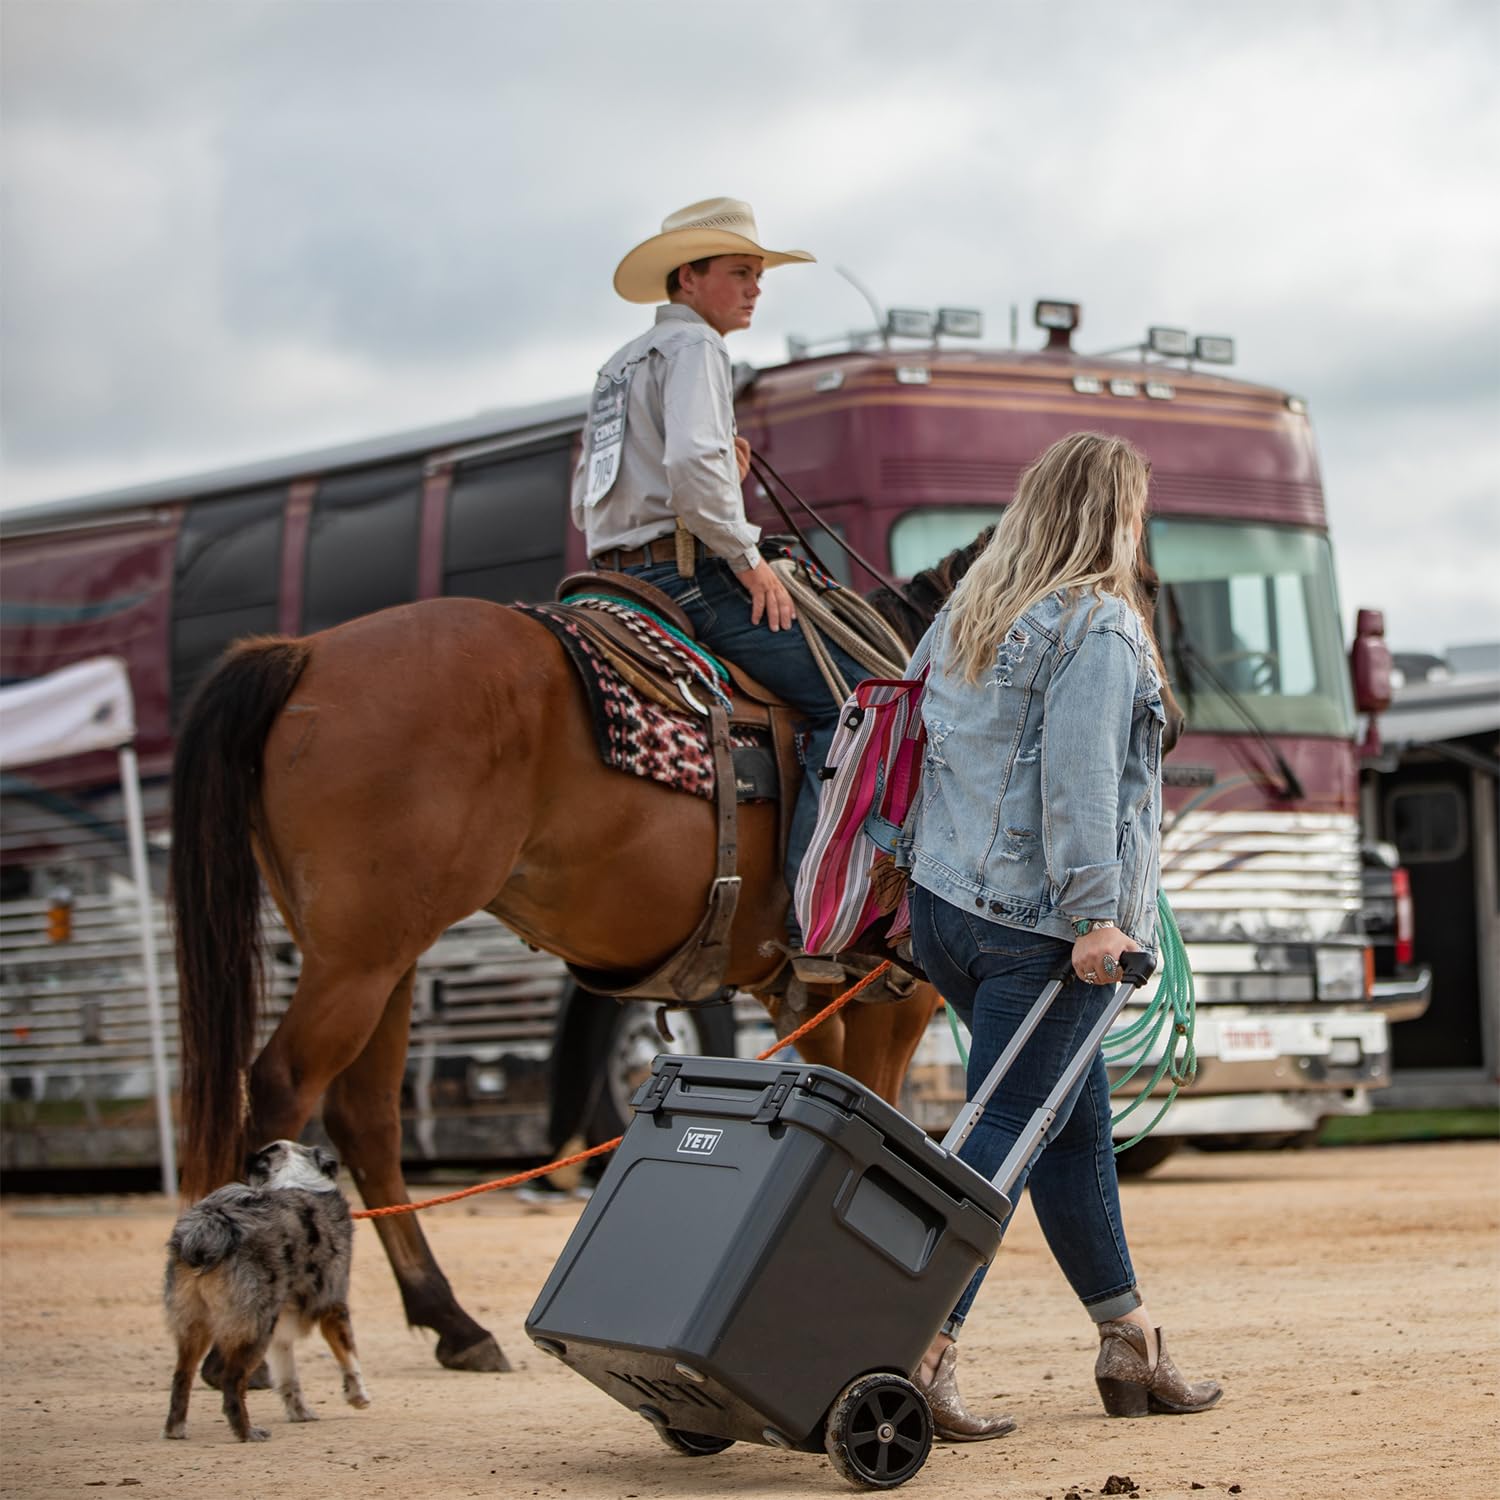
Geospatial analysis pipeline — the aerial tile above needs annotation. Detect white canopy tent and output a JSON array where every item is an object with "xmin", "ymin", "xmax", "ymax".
[{"xmin": 0, "ymin": 657, "xmax": 177, "ymax": 1192}]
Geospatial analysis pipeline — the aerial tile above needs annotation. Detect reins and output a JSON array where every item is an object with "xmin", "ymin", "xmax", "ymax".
[
  {"xmin": 350, "ymin": 961, "xmax": 892, "ymax": 1220},
  {"xmin": 748, "ymin": 453, "xmax": 906, "ymax": 599}
]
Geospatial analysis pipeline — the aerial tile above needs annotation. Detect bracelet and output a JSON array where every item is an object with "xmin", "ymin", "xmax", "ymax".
[{"xmin": 1072, "ymin": 918, "xmax": 1117, "ymax": 936}]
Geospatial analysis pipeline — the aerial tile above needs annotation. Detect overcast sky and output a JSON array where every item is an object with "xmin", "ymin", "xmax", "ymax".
[{"xmin": 2, "ymin": 0, "xmax": 1496, "ymax": 653}]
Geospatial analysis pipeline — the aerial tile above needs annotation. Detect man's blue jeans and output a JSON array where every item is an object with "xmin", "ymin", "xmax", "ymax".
[
  {"xmin": 629, "ymin": 556, "xmax": 869, "ymax": 942},
  {"xmin": 909, "ymin": 882, "xmax": 1143, "ymax": 1329}
]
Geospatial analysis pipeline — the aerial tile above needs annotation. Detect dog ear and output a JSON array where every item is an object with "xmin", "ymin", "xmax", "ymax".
[
  {"xmin": 244, "ymin": 1148, "xmax": 268, "ymax": 1184},
  {"xmin": 313, "ymin": 1146, "xmax": 339, "ymax": 1181}
]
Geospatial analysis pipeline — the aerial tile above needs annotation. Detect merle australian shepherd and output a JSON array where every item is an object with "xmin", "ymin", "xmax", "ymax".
[{"xmin": 162, "ymin": 1140, "xmax": 371, "ymax": 1441}]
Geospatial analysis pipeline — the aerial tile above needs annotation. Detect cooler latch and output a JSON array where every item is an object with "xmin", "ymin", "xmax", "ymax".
[
  {"xmin": 752, "ymin": 1069, "xmax": 801, "ymax": 1124},
  {"xmin": 636, "ymin": 1060, "xmax": 683, "ymax": 1116}
]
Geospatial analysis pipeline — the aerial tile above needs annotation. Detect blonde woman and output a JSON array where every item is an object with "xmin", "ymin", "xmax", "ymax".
[{"xmin": 903, "ymin": 432, "xmax": 1221, "ymax": 1439}]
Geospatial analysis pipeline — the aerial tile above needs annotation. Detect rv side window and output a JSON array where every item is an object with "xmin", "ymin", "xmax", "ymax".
[
  {"xmin": 1387, "ymin": 785, "xmax": 1467, "ymax": 864},
  {"xmin": 302, "ymin": 462, "xmax": 423, "ymax": 634},
  {"xmin": 444, "ymin": 445, "xmax": 572, "ymax": 604},
  {"xmin": 172, "ymin": 486, "xmax": 285, "ymax": 719},
  {"xmin": 888, "ymin": 508, "xmax": 1002, "ymax": 578}
]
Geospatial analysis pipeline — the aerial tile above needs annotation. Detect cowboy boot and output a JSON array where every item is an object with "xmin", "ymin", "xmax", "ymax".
[
  {"xmin": 1094, "ymin": 1321, "xmax": 1222, "ymax": 1417},
  {"xmin": 917, "ymin": 1344, "xmax": 1017, "ymax": 1442}
]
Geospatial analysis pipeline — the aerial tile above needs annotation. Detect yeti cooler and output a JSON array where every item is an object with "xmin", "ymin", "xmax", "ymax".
[{"xmin": 524, "ymin": 1056, "xmax": 1009, "ymax": 1452}]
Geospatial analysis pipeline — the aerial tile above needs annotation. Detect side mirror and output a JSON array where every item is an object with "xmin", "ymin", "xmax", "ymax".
[{"xmin": 1351, "ymin": 607, "xmax": 1393, "ymax": 714}]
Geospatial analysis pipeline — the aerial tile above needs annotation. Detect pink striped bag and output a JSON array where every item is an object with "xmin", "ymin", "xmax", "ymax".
[{"xmin": 793, "ymin": 668, "xmax": 929, "ymax": 957}]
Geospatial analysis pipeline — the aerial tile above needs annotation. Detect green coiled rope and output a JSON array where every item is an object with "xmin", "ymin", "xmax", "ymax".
[{"xmin": 941, "ymin": 891, "xmax": 1198, "ymax": 1154}]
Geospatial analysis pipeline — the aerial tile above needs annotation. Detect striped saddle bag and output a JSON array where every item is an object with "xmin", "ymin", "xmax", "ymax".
[{"xmin": 793, "ymin": 667, "xmax": 929, "ymax": 958}]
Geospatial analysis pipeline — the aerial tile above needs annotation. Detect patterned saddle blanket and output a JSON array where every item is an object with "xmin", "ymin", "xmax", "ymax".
[{"xmin": 516, "ymin": 600, "xmax": 780, "ymax": 803}]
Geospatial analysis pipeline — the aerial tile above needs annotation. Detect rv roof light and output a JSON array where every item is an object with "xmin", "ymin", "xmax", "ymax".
[
  {"xmin": 886, "ymin": 308, "xmax": 935, "ymax": 339},
  {"xmin": 1072, "ymin": 374, "xmax": 1103, "ymax": 395},
  {"xmin": 1145, "ymin": 380, "xmax": 1175, "ymax": 400},
  {"xmin": 1194, "ymin": 334, "xmax": 1235, "ymax": 365},
  {"xmin": 1148, "ymin": 326, "xmax": 1191, "ymax": 358},
  {"xmin": 937, "ymin": 307, "xmax": 984, "ymax": 338},
  {"xmin": 894, "ymin": 364, "xmax": 932, "ymax": 385},
  {"xmin": 1109, "ymin": 378, "xmax": 1138, "ymax": 397},
  {"xmin": 1035, "ymin": 300, "xmax": 1080, "ymax": 332},
  {"xmin": 815, "ymin": 369, "xmax": 846, "ymax": 392},
  {"xmin": 1285, "ymin": 394, "xmax": 1307, "ymax": 414}
]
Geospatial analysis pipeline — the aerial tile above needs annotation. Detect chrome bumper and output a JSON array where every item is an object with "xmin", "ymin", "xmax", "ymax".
[{"xmin": 1370, "ymin": 965, "xmax": 1433, "ymax": 1023}]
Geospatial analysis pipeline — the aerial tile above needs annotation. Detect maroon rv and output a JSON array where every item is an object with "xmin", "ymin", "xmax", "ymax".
[{"xmin": 0, "ymin": 301, "xmax": 1428, "ymax": 1173}]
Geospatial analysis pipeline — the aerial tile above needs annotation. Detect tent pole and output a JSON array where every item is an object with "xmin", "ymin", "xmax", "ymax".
[{"xmin": 119, "ymin": 744, "xmax": 178, "ymax": 1196}]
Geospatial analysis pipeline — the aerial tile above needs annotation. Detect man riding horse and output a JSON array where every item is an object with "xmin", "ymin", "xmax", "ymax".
[{"xmin": 573, "ymin": 197, "xmax": 860, "ymax": 985}]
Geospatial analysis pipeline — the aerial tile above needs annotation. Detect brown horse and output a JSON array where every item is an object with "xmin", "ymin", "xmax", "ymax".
[{"xmin": 170, "ymin": 531, "xmax": 1181, "ymax": 1376}]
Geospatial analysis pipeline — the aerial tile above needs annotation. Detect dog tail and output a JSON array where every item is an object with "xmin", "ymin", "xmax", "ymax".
[
  {"xmin": 169, "ymin": 1190, "xmax": 255, "ymax": 1270},
  {"xmin": 171, "ymin": 637, "xmax": 311, "ymax": 1199}
]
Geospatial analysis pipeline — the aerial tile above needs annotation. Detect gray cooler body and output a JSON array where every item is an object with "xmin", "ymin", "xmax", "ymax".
[{"xmin": 525, "ymin": 1056, "xmax": 1009, "ymax": 1451}]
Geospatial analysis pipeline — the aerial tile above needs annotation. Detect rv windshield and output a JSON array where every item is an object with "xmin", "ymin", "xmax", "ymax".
[{"xmin": 1150, "ymin": 519, "xmax": 1355, "ymax": 738}]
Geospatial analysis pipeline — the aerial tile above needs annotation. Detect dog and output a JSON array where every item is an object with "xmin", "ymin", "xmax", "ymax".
[{"xmin": 162, "ymin": 1140, "xmax": 371, "ymax": 1441}]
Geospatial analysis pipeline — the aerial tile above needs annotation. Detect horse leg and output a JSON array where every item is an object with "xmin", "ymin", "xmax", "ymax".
[
  {"xmin": 321, "ymin": 966, "xmax": 510, "ymax": 1373},
  {"xmin": 831, "ymin": 982, "xmax": 944, "ymax": 1106}
]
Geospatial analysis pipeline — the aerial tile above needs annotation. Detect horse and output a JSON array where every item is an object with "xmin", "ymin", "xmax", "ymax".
[{"xmin": 170, "ymin": 528, "xmax": 1183, "ymax": 1376}]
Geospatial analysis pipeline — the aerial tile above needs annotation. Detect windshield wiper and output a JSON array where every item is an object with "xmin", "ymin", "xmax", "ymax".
[{"xmin": 1163, "ymin": 583, "xmax": 1305, "ymax": 801}]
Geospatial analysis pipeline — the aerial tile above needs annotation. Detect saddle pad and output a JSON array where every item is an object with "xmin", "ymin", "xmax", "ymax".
[{"xmin": 518, "ymin": 604, "xmax": 769, "ymax": 803}]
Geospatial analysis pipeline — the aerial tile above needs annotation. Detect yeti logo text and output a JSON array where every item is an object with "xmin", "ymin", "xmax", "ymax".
[{"xmin": 677, "ymin": 1127, "xmax": 723, "ymax": 1156}]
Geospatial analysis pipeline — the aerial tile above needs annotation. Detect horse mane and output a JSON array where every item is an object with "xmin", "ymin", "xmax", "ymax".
[{"xmin": 865, "ymin": 526, "xmax": 995, "ymax": 651}]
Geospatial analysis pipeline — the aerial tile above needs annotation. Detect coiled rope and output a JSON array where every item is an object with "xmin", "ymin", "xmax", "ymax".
[
  {"xmin": 770, "ymin": 557, "xmax": 911, "ymax": 707},
  {"xmin": 942, "ymin": 891, "xmax": 1197, "ymax": 1154}
]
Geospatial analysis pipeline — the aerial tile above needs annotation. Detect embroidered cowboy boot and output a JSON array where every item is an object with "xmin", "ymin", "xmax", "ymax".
[
  {"xmin": 918, "ymin": 1344, "xmax": 1016, "ymax": 1441},
  {"xmin": 1094, "ymin": 1321, "xmax": 1222, "ymax": 1417}
]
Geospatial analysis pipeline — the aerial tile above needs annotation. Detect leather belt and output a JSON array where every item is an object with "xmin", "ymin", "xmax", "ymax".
[{"xmin": 592, "ymin": 534, "xmax": 706, "ymax": 572}]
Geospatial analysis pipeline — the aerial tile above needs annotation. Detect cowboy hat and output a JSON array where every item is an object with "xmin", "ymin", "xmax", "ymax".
[{"xmin": 613, "ymin": 197, "xmax": 815, "ymax": 305}]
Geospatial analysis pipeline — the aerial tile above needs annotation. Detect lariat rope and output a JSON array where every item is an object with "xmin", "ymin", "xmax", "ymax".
[
  {"xmin": 942, "ymin": 891, "xmax": 1198, "ymax": 1154},
  {"xmin": 769, "ymin": 557, "xmax": 910, "ymax": 709},
  {"xmin": 349, "ymin": 961, "xmax": 892, "ymax": 1219}
]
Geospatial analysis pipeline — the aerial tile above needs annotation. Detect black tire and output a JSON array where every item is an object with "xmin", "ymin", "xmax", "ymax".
[
  {"xmin": 584, "ymin": 998, "xmax": 738, "ymax": 1149},
  {"xmin": 823, "ymin": 1372, "xmax": 932, "ymax": 1490},
  {"xmin": 655, "ymin": 1426, "xmax": 735, "ymax": 1457},
  {"xmin": 1114, "ymin": 1135, "xmax": 1182, "ymax": 1176}
]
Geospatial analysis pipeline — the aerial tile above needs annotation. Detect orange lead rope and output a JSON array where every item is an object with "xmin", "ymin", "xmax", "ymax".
[{"xmin": 351, "ymin": 962, "xmax": 892, "ymax": 1220}]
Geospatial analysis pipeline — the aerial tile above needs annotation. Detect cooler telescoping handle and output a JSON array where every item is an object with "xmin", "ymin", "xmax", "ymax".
[{"xmin": 939, "ymin": 948, "xmax": 1157, "ymax": 1198}]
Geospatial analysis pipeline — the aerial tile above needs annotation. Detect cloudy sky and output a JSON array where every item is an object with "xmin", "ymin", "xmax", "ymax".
[{"xmin": 2, "ymin": 0, "xmax": 1496, "ymax": 653}]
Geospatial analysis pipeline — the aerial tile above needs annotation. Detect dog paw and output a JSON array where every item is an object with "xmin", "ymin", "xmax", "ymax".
[
  {"xmin": 162, "ymin": 1424, "xmax": 187, "ymax": 1440},
  {"xmin": 343, "ymin": 1377, "xmax": 371, "ymax": 1409},
  {"xmin": 243, "ymin": 1426, "xmax": 271, "ymax": 1442},
  {"xmin": 286, "ymin": 1406, "xmax": 318, "ymax": 1423}
]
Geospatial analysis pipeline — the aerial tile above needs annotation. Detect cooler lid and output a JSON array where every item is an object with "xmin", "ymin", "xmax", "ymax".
[{"xmin": 634, "ymin": 1054, "xmax": 1009, "ymax": 1221}]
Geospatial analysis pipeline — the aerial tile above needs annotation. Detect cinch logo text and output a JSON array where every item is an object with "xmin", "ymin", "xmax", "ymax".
[{"xmin": 677, "ymin": 1127, "xmax": 723, "ymax": 1156}]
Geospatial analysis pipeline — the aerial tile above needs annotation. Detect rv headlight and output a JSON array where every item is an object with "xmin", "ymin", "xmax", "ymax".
[
  {"xmin": 886, "ymin": 308, "xmax": 935, "ymax": 339},
  {"xmin": 937, "ymin": 306, "xmax": 984, "ymax": 338},
  {"xmin": 1193, "ymin": 334, "xmax": 1235, "ymax": 365},
  {"xmin": 1035, "ymin": 300, "xmax": 1080, "ymax": 332},
  {"xmin": 1148, "ymin": 326, "xmax": 1191, "ymax": 357},
  {"xmin": 1315, "ymin": 947, "xmax": 1366, "ymax": 1001},
  {"xmin": 467, "ymin": 1063, "xmax": 507, "ymax": 1098}
]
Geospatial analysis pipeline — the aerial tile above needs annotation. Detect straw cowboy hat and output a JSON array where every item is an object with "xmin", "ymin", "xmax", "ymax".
[{"xmin": 613, "ymin": 197, "xmax": 815, "ymax": 304}]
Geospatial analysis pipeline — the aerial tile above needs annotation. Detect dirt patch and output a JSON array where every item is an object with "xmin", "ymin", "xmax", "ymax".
[{"xmin": 2, "ymin": 1141, "xmax": 1497, "ymax": 1498}]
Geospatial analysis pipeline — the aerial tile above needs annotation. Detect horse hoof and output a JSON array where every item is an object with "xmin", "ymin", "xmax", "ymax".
[{"xmin": 436, "ymin": 1333, "xmax": 511, "ymax": 1373}]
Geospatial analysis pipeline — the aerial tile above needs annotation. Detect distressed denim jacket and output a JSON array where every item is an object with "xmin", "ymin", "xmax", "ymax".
[{"xmin": 902, "ymin": 587, "xmax": 1165, "ymax": 949}]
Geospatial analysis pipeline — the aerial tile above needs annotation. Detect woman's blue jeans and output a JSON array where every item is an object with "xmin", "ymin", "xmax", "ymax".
[
  {"xmin": 910, "ymin": 883, "xmax": 1143, "ymax": 1329},
  {"xmin": 629, "ymin": 556, "xmax": 869, "ymax": 940}
]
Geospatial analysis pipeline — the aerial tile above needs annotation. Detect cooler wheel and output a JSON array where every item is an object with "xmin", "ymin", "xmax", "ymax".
[
  {"xmin": 823, "ymin": 1372, "xmax": 933, "ymax": 1489},
  {"xmin": 655, "ymin": 1425, "xmax": 735, "ymax": 1457}
]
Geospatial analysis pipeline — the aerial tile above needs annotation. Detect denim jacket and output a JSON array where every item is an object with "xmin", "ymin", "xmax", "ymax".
[{"xmin": 902, "ymin": 586, "xmax": 1165, "ymax": 949}]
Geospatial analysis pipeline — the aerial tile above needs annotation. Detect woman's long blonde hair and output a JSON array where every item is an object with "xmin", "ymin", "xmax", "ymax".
[{"xmin": 945, "ymin": 432, "xmax": 1152, "ymax": 683}]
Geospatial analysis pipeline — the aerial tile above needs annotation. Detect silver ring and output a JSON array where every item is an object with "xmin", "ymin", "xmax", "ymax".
[
  {"xmin": 1102, "ymin": 955, "xmax": 1119, "ymax": 977},
  {"xmin": 1084, "ymin": 970, "xmax": 1099, "ymax": 983}
]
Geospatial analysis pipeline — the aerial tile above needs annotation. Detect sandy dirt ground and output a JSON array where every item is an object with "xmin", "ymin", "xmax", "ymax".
[{"xmin": 2, "ymin": 1140, "xmax": 1497, "ymax": 1500}]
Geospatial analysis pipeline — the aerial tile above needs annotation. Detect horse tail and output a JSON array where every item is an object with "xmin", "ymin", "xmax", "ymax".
[{"xmin": 170, "ymin": 637, "xmax": 312, "ymax": 1200}]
